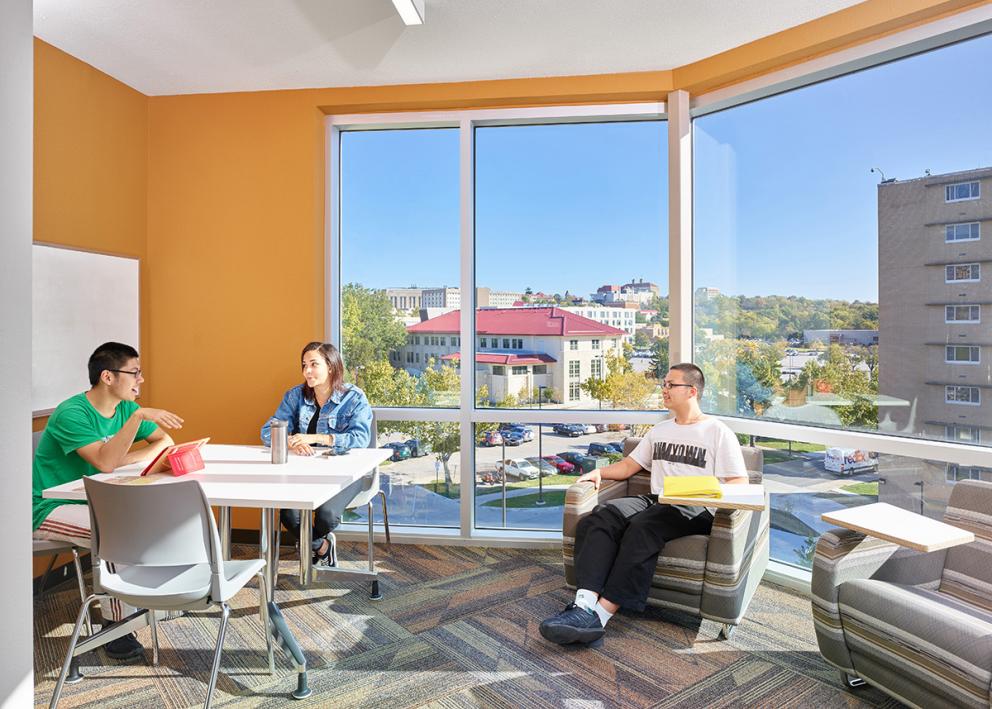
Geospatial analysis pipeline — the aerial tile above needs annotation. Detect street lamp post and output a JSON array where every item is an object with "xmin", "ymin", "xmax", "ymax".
[{"xmin": 536, "ymin": 386, "xmax": 548, "ymax": 505}]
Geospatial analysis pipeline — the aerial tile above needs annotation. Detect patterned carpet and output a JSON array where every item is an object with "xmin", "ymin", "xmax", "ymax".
[{"xmin": 34, "ymin": 543, "xmax": 904, "ymax": 708}]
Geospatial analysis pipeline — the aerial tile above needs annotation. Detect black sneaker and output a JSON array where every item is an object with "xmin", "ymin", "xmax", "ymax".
[
  {"xmin": 539, "ymin": 603, "xmax": 605, "ymax": 645},
  {"xmin": 104, "ymin": 624, "xmax": 145, "ymax": 661},
  {"xmin": 312, "ymin": 533, "xmax": 337, "ymax": 568}
]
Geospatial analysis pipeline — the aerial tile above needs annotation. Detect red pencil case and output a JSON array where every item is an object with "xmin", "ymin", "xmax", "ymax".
[{"xmin": 166, "ymin": 444, "xmax": 205, "ymax": 476}]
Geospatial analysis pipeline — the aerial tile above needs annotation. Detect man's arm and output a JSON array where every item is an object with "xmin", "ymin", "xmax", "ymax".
[
  {"xmin": 576, "ymin": 456, "xmax": 644, "ymax": 490},
  {"xmin": 121, "ymin": 427, "xmax": 175, "ymax": 466},
  {"xmin": 75, "ymin": 408, "xmax": 183, "ymax": 473}
]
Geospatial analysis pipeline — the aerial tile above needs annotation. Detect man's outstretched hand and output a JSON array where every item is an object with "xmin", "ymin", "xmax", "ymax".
[{"xmin": 576, "ymin": 469, "xmax": 602, "ymax": 490}]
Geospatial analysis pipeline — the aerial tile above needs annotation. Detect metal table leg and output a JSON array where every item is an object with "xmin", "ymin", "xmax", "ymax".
[
  {"xmin": 298, "ymin": 509, "xmax": 312, "ymax": 587},
  {"xmin": 219, "ymin": 506, "xmax": 232, "ymax": 560}
]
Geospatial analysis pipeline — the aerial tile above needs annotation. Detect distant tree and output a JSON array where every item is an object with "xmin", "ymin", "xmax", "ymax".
[
  {"xmin": 524, "ymin": 286, "xmax": 533, "ymax": 295},
  {"xmin": 582, "ymin": 350, "xmax": 654, "ymax": 409},
  {"xmin": 633, "ymin": 330, "xmax": 651, "ymax": 349},
  {"xmin": 649, "ymin": 338, "xmax": 669, "ymax": 379},
  {"xmin": 342, "ymin": 283, "xmax": 409, "ymax": 378}
]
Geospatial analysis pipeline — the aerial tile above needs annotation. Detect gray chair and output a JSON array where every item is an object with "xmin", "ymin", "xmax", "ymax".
[
  {"xmin": 562, "ymin": 438, "xmax": 768, "ymax": 639},
  {"xmin": 812, "ymin": 479, "xmax": 992, "ymax": 708},
  {"xmin": 33, "ymin": 539, "xmax": 93, "ymax": 636},
  {"xmin": 50, "ymin": 477, "xmax": 271, "ymax": 709}
]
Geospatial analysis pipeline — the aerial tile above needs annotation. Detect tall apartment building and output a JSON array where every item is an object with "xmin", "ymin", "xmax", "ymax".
[
  {"xmin": 878, "ymin": 166, "xmax": 992, "ymax": 509},
  {"xmin": 420, "ymin": 286, "xmax": 522, "ymax": 309},
  {"xmin": 384, "ymin": 287, "xmax": 426, "ymax": 311}
]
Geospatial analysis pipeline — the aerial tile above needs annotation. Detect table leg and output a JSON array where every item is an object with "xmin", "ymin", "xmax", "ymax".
[
  {"xmin": 298, "ymin": 510, "xmax": 312, "ymax": 587},
  {"xmin": 219, "ymin": 506, "xmax": 231, "ymax": 560}
]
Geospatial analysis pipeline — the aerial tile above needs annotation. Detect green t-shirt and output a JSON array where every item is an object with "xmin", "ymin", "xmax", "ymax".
[{"xmin": 32, "ymin": 392, "xmax": 158, "ymax": 530}]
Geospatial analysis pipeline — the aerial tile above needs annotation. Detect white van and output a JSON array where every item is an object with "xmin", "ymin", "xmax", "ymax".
[{"xmin": 824, "ymin": 447, "xmax": 878, "ymax": 475}]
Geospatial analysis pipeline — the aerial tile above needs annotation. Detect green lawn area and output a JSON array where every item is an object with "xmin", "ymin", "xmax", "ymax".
[
  {"xmin": 482, "ymin": 491, "xmax": 567, "ymax": 508},
  {"xmin": 840, "ymin": 481, "xmax": 879, "ymax": 496},
  {"xmin": 756, "ymin": 438, "xmax": 826, "ymax": 453}
]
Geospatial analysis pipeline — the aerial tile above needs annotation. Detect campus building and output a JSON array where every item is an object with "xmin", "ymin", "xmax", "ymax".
[
  {"xmin": 878, "ymin": 166, "xmax": 992, "ymax": 507},
  {"xmin": 394, "ymin": 307, "xmax": 625, "ymax": 405}
]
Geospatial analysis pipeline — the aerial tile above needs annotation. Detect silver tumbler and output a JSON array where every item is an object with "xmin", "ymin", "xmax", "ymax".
[{"xmin": 270, "ymin": 419, "xmax": 288, "ymax": 464}]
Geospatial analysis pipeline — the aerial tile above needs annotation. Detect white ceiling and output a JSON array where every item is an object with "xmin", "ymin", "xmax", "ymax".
[{"xmin": 33, "ymin": 0, "xmax": 865, "ymax": 97}]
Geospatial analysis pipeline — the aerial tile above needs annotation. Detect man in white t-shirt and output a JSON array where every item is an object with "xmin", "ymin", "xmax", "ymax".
[{"xmin": 539, "ymin": 363, "xmax": 748, "ymax": 647}]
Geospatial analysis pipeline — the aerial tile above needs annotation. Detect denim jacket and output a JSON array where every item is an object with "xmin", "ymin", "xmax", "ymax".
[{"xmin": 260, "ymin": 383, "xmax": 372, "ymax": 454}]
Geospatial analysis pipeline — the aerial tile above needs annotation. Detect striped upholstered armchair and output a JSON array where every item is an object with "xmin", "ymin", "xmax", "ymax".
[
  {"xmin": 812, "ymin": 479, "xmax": 992, "ymax": 708},
  {"xmin": 562, "ymin": 439, "xmax": 768, "ymax": 639}
]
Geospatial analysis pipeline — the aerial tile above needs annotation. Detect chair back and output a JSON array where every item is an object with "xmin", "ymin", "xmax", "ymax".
[
  {"xmin": 939, "ymin": 479, "xmax": 992, "ymax": 611},
  {"xmin": 84, "ymin": 477, "xmax": 222, "ymax": 569},
  {"xmin": 346, "ymin": 411, "xmax": 380, "ymax": 509},
  {"xmin": 621, "ymin": 436, "xmax": 763, "ymax": 482}
]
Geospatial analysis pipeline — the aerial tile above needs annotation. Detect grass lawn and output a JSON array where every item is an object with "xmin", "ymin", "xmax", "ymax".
[
  {"xmin": 840, "ymin": 481, "xmax": 879, "ymax": 496},
  {"xmin": 425, "ymin": 475, "xmax": 579, "ymax": 500},
  {"xmin": 756, "ymin": 438, "xmax": 826, "ymax": 453},
  {"xmin": 423, "ymin": 481, "xmax": 460, "ymax": 499},
  {"xmin": 483, "ymin": 490, "xmax": 567, "ymax": 508},
  {"xmin": 762, "ymin": 450, "xmax": 792, "ymax": 464}
]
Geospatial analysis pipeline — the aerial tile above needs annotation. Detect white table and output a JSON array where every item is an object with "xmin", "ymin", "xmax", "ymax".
[
  {"xmin": 43, "ymin": 444, "xmax": 392, "ymax": 694},
  {"xmin": 657, "ymin": 483, "xmax": 766, "ymax": 511},
  {"xmin": 822, "ymin": 502, "xmax": 975, "ymax": 552}
]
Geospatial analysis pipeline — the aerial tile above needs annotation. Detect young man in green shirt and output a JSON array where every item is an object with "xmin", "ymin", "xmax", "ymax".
[{"xmin": 32, "ymin": 342, "xmax": 183, "ymax": 661}]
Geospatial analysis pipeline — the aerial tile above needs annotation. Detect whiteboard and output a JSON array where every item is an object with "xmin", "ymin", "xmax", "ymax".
[{"xmin": 32, "ymin": 244, "xmax": 139, "ymax": 415}]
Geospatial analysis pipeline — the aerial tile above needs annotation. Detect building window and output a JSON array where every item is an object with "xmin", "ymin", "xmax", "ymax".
[
  {"xmin": 503, "ymin": 338, "xmax": 510, "ymax": 349},
  {"xmin": 415, "ymin": 353, "xmax": 420, "ymax": 363},
  {"xmin": 512, "ymin": 338, "xmax": 523, "ymax": 349},
  {"xmin": 946, "ymin": 345, "xmax": 980, "ymax": 364},
  {"xmin": 414, "ymin": 336, "xmax": 420, "ymax": 345},
  {"xmin": 492, "ymin": 365, "xmax": 505, "ymax": 375},
  {"xmin": 945, "ymin": 425, "xmax": 980, "ymax": 443},
  {"xmin": 945, "ymin": 181, "xmax": 980, "ymax": 202},
  {"xmin": 480, "ymin": 338, "xmax": 487, "ymax": 348},
  {"xmin": 592, "ymin": 339, "xmax": 600, "ymax": 350},
  {"xmin": 946, "ymin": 385, "xmax": 981, "ymax": 405},
  {"xmin": 511, "ymin": 365, "xmax": 528, "ymax": 375},
  {"xmin": 568, "ymin": 361, "xmax": 580, "ymax": 379},
  {"xmin": 569, "ymin": 383, "xmax": 581, "ymax": 400},
  {"xmin": 569, "ymin": 340, "xmax": 578, "ymax": 351},
  {"xmin": 946, "ymin": 464, "xmax": 982, "ymax": 482},
  {"xmin": 591, "ymin": 358, "xmax": 603, "ymax": 379},
  {"xmin": 406, "ymin": 352, "xmax": 413, "ymax": 363},
  {"xmin": 532, "ymin": 364, "xmax": 547, "ymax": 375},
  {"xmin": 946, "ymin": 263, "xmax": 980, "ymax": 282},
  {"xmin": 946, "ymin": 304, "xmax": 980, "ymax": 323},
  {"xmin": 945, "ymin": 222, "xmax": 980, "ymax": 242}
]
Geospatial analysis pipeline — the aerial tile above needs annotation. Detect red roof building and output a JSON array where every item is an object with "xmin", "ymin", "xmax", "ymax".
[{"xmin": 406, "ymin": 307, "xmax": 625, "ymax": 337}]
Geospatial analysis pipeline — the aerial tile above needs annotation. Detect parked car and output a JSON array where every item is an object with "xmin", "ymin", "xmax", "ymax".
[
  {"xmin": 501, "ymin": 431, "xmax": 524, "ymax": 446},
  {"xmin": 553, "ymin": 423, "xmax": 584, "ymax": 437},
  {"xmin": 593, "ymin": 423, "xmax": 609, "ymax": 433},
  {"xmin": 557, "ymin": 451, "xmax": 601, "ymax": 473},
  {"xmin": 502, "ymin": 424, "xmax": 534, "ymax": 441},
  {"xmin": 582, "ymin": 424, "xmax": 598, "ymax": 435},
  {"xmin": 606, "ymin": 441, "xmax": 624, "ymax": 454},
  {"xmin": 587, "ymin": 442, "xmax": 615, "ymax": 457},
  {"xmin": 383, "ymin": 442, "xmax": 411, "ymax": 461},
  {"xmin": 525, "ymin": 457, "xmax": 558, "ymax": 477},
  {"xmin": 478, "ymin": 470, "xmax": 504, "ymax": 485},
  {"xmin": 405, "ymin": 438, "xmax": 432, "ymax": 457},
  {"xmin": 498, "ymin": 458, "xmax": 540, "ymax": 480},
  {"xmin": 478, "ymin": 430, "xmax": 503, "ymax": 447},
  {"xmin": 542, "ymin": 455, "xmax": 576, "ymax": 474},
  {"xmin": 824, "ymin": 447, "xmax": 878, "ymax": 475}
]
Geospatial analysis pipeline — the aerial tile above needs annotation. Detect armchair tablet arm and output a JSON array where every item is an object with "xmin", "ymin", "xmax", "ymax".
[
  {"xmin": 562, "ymin": 478, "xmax": 629, "ymax": 587},
  {"xmin": 810, "ymin": 527, "xmax": 947, "ymax": 674}
]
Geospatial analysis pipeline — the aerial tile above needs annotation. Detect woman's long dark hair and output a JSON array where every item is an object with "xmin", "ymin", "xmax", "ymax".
[{"xmin": 301, "ymin": 342, "xmax": 346, "ymax": 403}]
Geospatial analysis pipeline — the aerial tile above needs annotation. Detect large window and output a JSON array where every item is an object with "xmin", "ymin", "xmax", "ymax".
[{"xmin": 474, "ymin": 120, "xmax": 668, "ymax": 413}]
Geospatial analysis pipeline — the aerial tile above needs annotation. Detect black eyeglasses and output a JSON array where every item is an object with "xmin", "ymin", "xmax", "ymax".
[
  {"xmin": 109, "ymin": 369, "xmax": 142, "ymax": 378},
  {"xmin": 661, "ymin": 381, "xmax": 693, "ymax": 390}
]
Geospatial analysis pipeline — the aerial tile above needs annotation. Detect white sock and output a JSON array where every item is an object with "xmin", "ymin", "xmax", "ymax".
[
  {"xmin": 574, "ymin": 588, "xmax": 599, "ymax": 611},
  {"xmin": 592, "ymin": 602, "xmax": 614, "ymax": 627}
]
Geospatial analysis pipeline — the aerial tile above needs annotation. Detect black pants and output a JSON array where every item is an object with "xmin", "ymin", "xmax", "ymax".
[
  {"xmin": 574, "ymin": 495, "xmax": 713, "ymax": 611},
  {"xmin": 280, "ymin": 475, "xmax": 370, "ymax": 551}
]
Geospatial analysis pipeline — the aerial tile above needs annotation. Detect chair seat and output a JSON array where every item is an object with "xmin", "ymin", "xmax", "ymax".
[
  {"xmin": 654, "ymin": 534, "xmax": 709, "ymax": 596},
  {"xmin": 101, "ymin": 558, "xmax": 265, "ymax": 610},
  {"xmin": 838, "ymin": 578, "xmax": 992, "ymax": 706}
]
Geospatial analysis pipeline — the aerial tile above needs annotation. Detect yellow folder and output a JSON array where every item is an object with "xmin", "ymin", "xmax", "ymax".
[{"xmin": 662, "ymin": 476, "xmax": 723, "ymax": 499}]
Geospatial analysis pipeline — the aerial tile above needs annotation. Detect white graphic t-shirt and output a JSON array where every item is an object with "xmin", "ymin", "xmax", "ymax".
[{"xmin": 628, "ymin": 417, "xmax": 747, "ymax": 518}]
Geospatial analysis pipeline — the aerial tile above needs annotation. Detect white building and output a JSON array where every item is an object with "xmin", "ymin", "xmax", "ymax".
[
  {"xmin": 559, "ymin": 304, "xmax": 638, "ymax": 343},
  {"xmin": 384, "ymin": 287, "xmax": 426, "ymax": 312},
  {"xmin": 804, "ymin": 329, "xmax": 879, "ymax": 346},
  {"xmin": 394, "ymin": 307, "xmax": 626, "ymax": 405},
  {"xmin": 420, "ymin": 286, "xmax": 521, "ymax": 309}
]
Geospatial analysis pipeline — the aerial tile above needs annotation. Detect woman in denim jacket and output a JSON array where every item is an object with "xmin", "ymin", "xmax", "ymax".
[{"xmin": 261, "ymin": 341, "xmax": 373, "ymax": 565}]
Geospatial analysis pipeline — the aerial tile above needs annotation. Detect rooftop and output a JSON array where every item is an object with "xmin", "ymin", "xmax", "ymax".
[{"xmin": 407, "ymin": 308, "xmax": 626, "ymax": 337}]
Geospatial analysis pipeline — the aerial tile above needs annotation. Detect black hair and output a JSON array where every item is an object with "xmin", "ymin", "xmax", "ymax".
[
  {"xmin": 87, "ymin": 342, "xmax": 139, "ymax": 386},
  {"xmin": 300, "ymin": 342, "xmax": 346, "ymax": 402},
  {"xmin": 669, "ymin": 362, "xmax": 705, "ymax": 395}
]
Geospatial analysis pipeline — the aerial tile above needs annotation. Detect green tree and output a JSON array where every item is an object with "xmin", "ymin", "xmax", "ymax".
[
  {"xmin": 341, "ymin": 283, "xmax": 408, "ymax": 379},
  {"xmin": 582, "ymin": 349, "xmax": 654, "ymax": 409}
]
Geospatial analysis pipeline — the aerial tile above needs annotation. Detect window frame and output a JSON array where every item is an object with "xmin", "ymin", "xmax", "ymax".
[
  {"xmin": 945, "ymin": 222, "xmax": 981, "ymax": 242},
  {"xmin": 946, "ymin": 385, "xmax": 981, "ymax": 405},
  {"xmin": 946, "ymin": 263, "xmax": 981, "ymax": 283},
  {"xmin": 945, "ymin": 181, "xmax": 981, "ymax": 202},
  {"xmin": 945, "ymin": 345, "xmax": 981, "ymax": 364},
  {"xmin": 945, "ymin": 304, "xmax": 981, "ymax": 323}
]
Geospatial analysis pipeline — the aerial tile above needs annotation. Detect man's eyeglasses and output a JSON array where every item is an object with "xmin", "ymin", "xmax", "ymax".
[
  {"xmin": 661, "ymin": 380, "xmax": 693, "ymax": 390},
  {"xmin": 109, "ymin": 369, "xmax": 142, "ymax": 378}
]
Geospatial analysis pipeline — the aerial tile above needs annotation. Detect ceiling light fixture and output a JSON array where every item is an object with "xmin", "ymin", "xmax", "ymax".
[{"xmin": 391, "ymin": 0, "xmax": 425, "ymax": 26}]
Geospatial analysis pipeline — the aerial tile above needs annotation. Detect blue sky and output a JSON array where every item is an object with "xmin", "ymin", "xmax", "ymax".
[{"xmin": 341, "ymin": 32, "xmax": 992, "ymax": 303}]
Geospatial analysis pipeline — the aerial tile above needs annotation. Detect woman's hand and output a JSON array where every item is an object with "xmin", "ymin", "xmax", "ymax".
[
  {"xmin": 291, "ymin": 442, "xmax": 315, "ymax": 456},
  {"xmin": 288, "ymin": 433, "xmax": 335, "ymax": 448}
]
